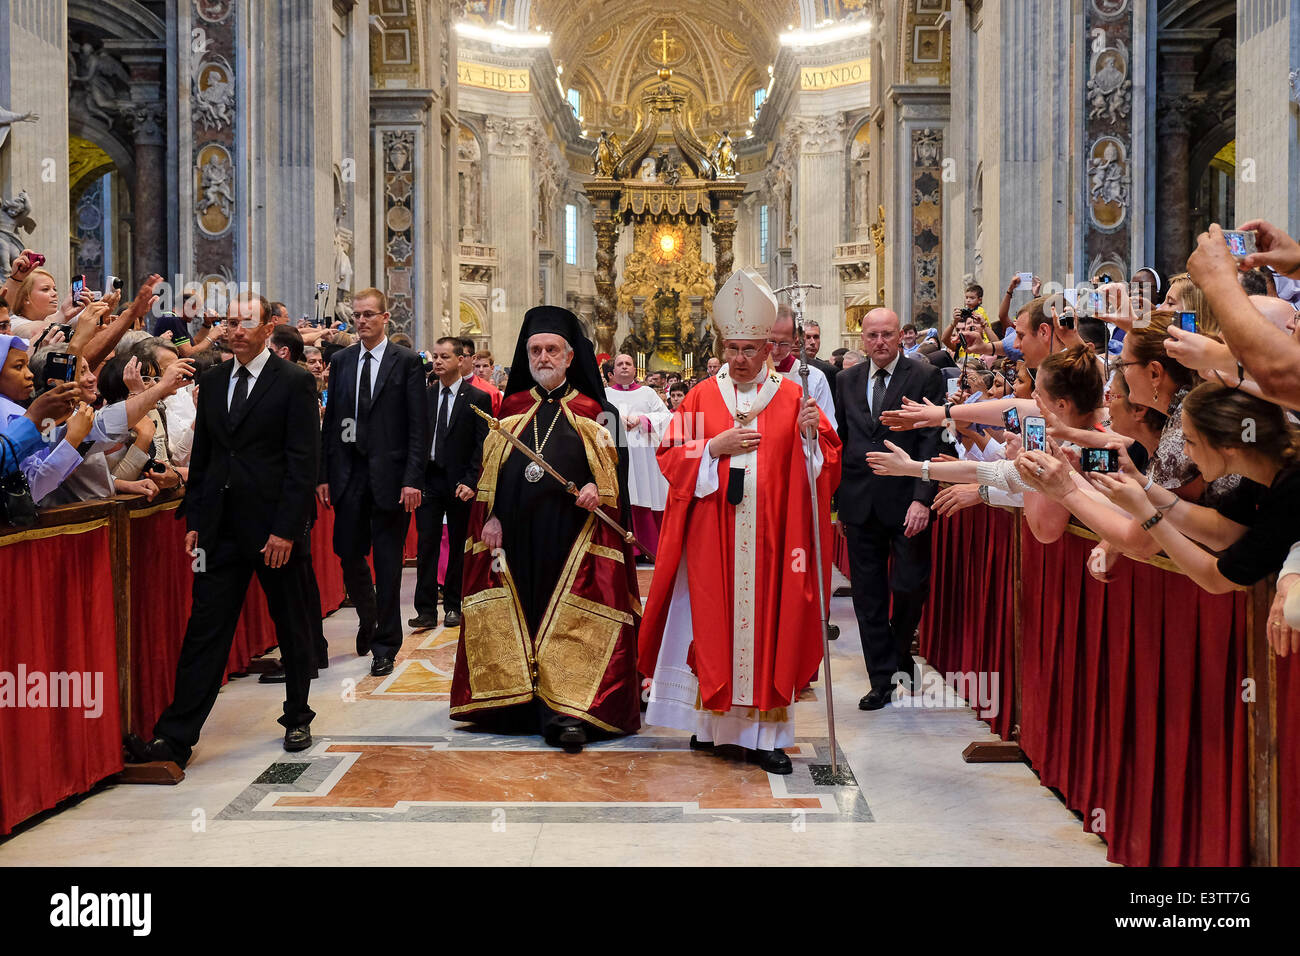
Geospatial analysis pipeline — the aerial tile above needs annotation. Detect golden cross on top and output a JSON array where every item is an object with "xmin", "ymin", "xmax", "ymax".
[{"xmin": 657, "ymin": 29, "xmax": 673, "ymax": 65}]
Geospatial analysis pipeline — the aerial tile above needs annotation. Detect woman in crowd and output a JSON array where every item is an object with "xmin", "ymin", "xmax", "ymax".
[
  {"xmin": 1078, "ymin": 384, "xmax": 1299, "ymax": 603},
  {"xmin": 7, "ymin": 267, "xmax": 91, "ymax": 342},
  {"xmin": 1161, "ymin": 273, "xmax": 1220, "ymax": 336},
  {"xmin": 867, "ymin": 344, "xmax": 1105, "ymax": 542}
]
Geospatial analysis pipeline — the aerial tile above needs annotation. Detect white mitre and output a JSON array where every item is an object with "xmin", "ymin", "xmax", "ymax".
[{"xmin": 714, "ymin": 267, "xmax": 777, "ymax": 341}]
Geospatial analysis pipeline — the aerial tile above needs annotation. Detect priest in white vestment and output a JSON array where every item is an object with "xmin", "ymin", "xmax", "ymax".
[{"xmin": 604, "ymin": 353, "xmax": 670, "ymax": 558}]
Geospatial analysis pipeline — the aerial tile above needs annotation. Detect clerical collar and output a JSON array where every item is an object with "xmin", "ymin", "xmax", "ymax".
[
  {"xmin": 537, "ymin": 380, "xmax": 570, "ymax": 403},
  {"xmin": 775, "ymin": 353, "xmax": 796, "ymax": 373},
  {"xmin": 610, "ymin": 381, "xmax": 640, "ymax": 391}
]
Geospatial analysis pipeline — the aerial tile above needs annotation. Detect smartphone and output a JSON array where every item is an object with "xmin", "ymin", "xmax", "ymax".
[
  {"xmin": 1223, "ymin": 230, "xmax": 1257, "ymax": 260},
  {"xmin": 1023, "ymin": 415, "xmax": 1046, "ymax": 452},
  {"xmin": 1080, "ymin": 447, "xmax": 1120, "ymax": 473},
  {"xmin": 946, "ymin": 378, "xmax": 961, "ymax": 398},
  {"xmin": 1017, "ymin": 272, "xmax": 1034, "ymax": 287},
  {"xmin": 1178, "ymin": 311, "xmax": 1198, "ymax": 333},
  {"xmin": 1089, "ymin": 291, "xmax": 1102, "ymax": 314},
  {"xmin": 1062, "ymin": 288, "xmax": 1079, "ymax": 308},
  {"xmin": 71, "ymin": 275, "xmax": 85, "ymax": 298},
  {"xmin": 44, "ymin": 350, "xmax": 77, "ymax": 384},
  {"xmin": 1003, "ymin": 407, "xmax": 1021, "ymax": 434}
]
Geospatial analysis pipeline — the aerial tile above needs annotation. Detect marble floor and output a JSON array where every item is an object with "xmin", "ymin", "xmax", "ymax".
[{"xmin": 0, "ymin": 566, "xmax": 1111, "ymax": 866}]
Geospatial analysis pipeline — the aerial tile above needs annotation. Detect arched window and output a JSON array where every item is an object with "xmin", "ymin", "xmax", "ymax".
[
  {"xmin": 753, "ymin": 86, "xmax": 767, "ymax": 116},
  {"xmin": 566, "ymin": 88, "xmax": 581, "ymax": 119}
]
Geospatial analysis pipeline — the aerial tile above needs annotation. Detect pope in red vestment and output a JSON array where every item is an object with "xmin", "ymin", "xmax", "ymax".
[{"xmin": 638, "ymin": 268, "xmax": 841, "ymax": 773}]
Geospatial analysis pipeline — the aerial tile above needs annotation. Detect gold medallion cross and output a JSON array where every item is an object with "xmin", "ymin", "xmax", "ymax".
[{"xmin": 657, "ymin": 29, "xmax": 673, "ymax": 66}]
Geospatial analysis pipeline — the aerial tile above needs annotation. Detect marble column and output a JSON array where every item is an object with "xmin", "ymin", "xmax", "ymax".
[
  {"xmin": 1154, "ymin": 36, "xmax": 1207, "ymax": 281},
  {"xmin": 371, "ymin": 92, "xmax": 434, "ymax": 337},
  {"xmin": 128, "ymin": 102, "xmax": 166, "ymax": 286},
  {"xmin": 1235, "ymin": 0, "xmax": 1300, "ymax": 237},
  {"xmin": 251, "ymin": 0, "xmax": 336, "ymax": 317},
  {"xmin": 592, "ymin": 211, "xmax": 619, "ymax": 358},
  {"xmin": 790, "ymin": 114, "xmax": 846, "ymax": 336},
  {"xmin": 0, "ymin": 0, "xmax": 71, "ymax": 283},
  {"xmin": 485, "ymin": 116, "xmax": 538, "ymax": 352}
]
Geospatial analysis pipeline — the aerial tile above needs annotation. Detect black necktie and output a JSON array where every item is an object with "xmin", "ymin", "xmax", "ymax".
[
  {"xmin": 871, "ymin": 367, "xmax": 888, "ymax": 421},
  {"xmin": 434, "ymin": 385, "xmax": 451, "ymax": 463},
  {"xmin": 230, "ymin": 366, "xmax": 250, "ymax": 420},
  {"xmin": 356, "ymin": 352, "xmax": 373, "ymax": 454}
]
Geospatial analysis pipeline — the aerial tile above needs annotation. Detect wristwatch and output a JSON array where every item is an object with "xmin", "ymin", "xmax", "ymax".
[
  {"xmin": 921, "ymin": 460, "xmax": 931, "ymax": 482},
  {"xmin": 978, "ymin": 484, "xmax": 991, "ymax": 504}
]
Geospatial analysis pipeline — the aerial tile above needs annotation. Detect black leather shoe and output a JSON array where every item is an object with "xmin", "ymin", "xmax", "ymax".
[
  {"xmin": 258, "ymin": 663, "xmax": 287, "ymax": 684},
  {"xmin": 859, "ymin": 686, "xmax": 893, "ymax": 711},
  {"xmin": 750, "ymin": 748, "xmax": 793, "ymax": 774},
  {"xmin": 688, "ymin": 734, "xmax": 714, "ymax": 751},
  {"xmin": 283, "ymin": 725, "xmax": 312, "ymax": 752},
  {"xmin": 356, "ymin": 625, "xmax": 375, "ymax": 657},
  {"xmin": 558, "ymin": 725, "xmax": 586, "ymax": 753},
  {"xmin": 123, "ymin": 733, "xmax": 187, "ymax": 768},
  {"xmin": 442, "ymin": 610, "xmax": 462, "ymax": 627},
  {"xmin": 370, "ymin": 656, "xmax": 395, "ymax": 677},
  {"xmin": 408, "ymin": 613, "xmax": 438, "ymax": 630}
]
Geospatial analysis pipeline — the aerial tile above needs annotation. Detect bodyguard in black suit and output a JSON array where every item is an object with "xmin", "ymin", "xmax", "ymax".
[
  {"xmin": 317, "ymin": 290, "xmax": 428, "ymax": 676},
  {"xmin": 835, "ymin": 308, "xmax": 946, "ymax": 711},
  {"xmin": 126, "ymin": 294, "xmax": 321, "ymax": 767},
  {"xmin": 409, "ymin": 337, "xmax": 490, "ymax": 630}
]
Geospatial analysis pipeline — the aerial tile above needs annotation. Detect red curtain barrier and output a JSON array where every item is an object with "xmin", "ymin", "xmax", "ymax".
[
  {"xmin": 0, "ymin": 520, "xmax": 122, "ymax": 836},
  {"xmin": 1274, "ymin": 641, "xmax": 1299, "ymax": 865},
  {"xmin": 917, "ymin": 507, "xmax": 1018, "ymax": 740},
  {"xmin": 1020, "ymin": 528, "xmax": 1250, "ymax": 867}
]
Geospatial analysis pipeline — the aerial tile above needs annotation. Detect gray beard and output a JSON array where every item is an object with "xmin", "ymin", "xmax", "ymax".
[{"xmin": 531, "ymin": 364, "xmax": 566, "ymax": 391}]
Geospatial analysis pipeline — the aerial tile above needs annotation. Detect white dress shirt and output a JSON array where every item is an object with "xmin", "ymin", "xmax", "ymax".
[
  {"xmin": 354, "ymin": 337, "xmax": 389, "ymax": 419},
  {"xmin": 429, "ymin": 376, "xmax": 462, "ymax": 460},
  {"xmin": 226, "ymin": 346, "xmax": 272, "ymax": 410},
  {"xmin": 866, "ymin": 351, "xmax": 903, "ymax": 397}
]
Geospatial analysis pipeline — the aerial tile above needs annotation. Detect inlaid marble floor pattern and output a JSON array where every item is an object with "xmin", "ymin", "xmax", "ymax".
[{"xmin": 0, "ymin": 567, "xmax": 1111, "ymax": 865}]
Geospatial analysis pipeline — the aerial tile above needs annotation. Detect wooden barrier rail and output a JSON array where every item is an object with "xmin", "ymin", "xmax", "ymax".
[
  {"xmin": 0, "ymin": 493, "xmax": 348, "ymax": 835},
  {"xmin": 898, "ymin": 507, "xmax": 1295, "ymax": 867}
]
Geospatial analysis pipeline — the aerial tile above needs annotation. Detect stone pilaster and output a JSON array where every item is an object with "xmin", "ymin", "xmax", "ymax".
[
  {"xmin": 0, "ymin": 0, "xmax": 71, "ymax": 283},
  {"xmin": 371, "ymin": 92, "xmax": 434, "ymax": 337},
  {"xmin": 1235, "ymin": 0, "xmax": 1300, "ymax": 237},
  {"xmin": 788, "ymin": 113, "xmax": 847, "ymax": 338},
  {"xmin": 484, "ymin": 116, "xmax": 539, "ymax": 351}
]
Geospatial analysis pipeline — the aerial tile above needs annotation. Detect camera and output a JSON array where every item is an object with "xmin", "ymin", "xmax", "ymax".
[
  {"xmin": 1096, "ymin": 273, "xmax": 1113, "ymax": 285},
  {"xmin": 1080, "ymin": 448, "xmax": 1119, "ymax": 473},
  {"xmin": 71, "ymin": 275, "xmax": 86, "ymax": 298},
  {"xmin": 1002, "ymin": 407, "xmax": 1021, "ymax": 434},
  {"xmin": 959, "ymin": 308, "xmax": 974, "ymax": 320},
  {"xmin": 105, "ymin": 274, "xmax": 123, "ymax": 291}
]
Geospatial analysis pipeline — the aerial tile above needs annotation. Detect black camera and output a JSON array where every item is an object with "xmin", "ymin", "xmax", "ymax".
[
  {"xmin": 959, "ymin": 308, "xmax": 974, "ymax": 319},
  {"xmin": 1058, "ymin": 311, "xmax": 1076, "ymax": 330}
]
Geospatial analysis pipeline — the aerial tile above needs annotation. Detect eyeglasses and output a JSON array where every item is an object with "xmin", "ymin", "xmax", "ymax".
[
  {"xmin": 141, "ymin": 376, "xmax": 161, "ymax": 385},
  {"xmin": 723, "ymin": 345, "xmax": 761, "ymax": 359},
  {"xmin": 219, "ymin": 318, "xmax": 262, "ymax": 330},
  {"xmin": 1109, "ymin": 359, "xmax": 1142, "ymax": 372},
  {"xmin": 353, "ymin": 310, "xmax": 385, "ymax": 320}
]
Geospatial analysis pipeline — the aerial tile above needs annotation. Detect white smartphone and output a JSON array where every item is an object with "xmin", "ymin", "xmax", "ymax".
[
  {"xmin": 1023, "ymin": 415, "xmax": 1046, "ymax": 452},
  {"xmin": 1017, "ymin": 272, "xmax": 1034, "ymax": 287}
]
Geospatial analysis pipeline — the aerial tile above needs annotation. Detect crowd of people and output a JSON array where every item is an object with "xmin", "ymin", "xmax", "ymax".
[{"xmin": 3, "ymin": 216, "xmax": 1299, "ymax": 778}]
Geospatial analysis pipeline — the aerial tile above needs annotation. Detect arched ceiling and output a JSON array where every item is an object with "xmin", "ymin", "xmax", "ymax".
[{"xmin": 526, "ymin": 1, "xmax": 800, "ymax": 135}]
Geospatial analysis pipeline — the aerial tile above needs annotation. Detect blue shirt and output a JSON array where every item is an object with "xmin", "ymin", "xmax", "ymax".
[
  {"xmin": 1001, "ymin": 328, "xmax": 1024, "ymax": 363},
  {"xmin": 0, "ymin": 415, "xmax": 42, "ymax": 475}
]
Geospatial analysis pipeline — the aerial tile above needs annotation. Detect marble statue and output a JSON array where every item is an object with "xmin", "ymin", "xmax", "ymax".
[
  {"xmin": 0, "ymin": 191, "xmax": 35, "ymax": 278},
  {"xmin": 0, "ymin": 105, "xmax": 39, "ymax": 151}
]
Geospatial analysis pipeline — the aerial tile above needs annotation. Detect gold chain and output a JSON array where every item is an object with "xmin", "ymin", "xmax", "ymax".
[{"xmin": 531, "ymin": 399, "xmax": 563, "ymax": 458}]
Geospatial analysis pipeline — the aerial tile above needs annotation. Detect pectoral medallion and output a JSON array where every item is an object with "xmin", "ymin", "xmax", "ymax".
[{"xmin": 524, "ymin": 460, "xmax": 545, "ymax": 483}]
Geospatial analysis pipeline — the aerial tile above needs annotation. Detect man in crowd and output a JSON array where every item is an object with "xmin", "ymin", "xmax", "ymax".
[
  {"xmin": 410, "ymin": 336, "xmax": 491, "ymax": 631},
  {"xmin": 317, "ymin": 288, "xmax": 427, "ymax": 677},
  {"xmin": 836, "ymin": 307, "xmax": 945, "ymax": 710},
  {"xmin": 604, "ymin": 352, "xmax": 670, "ymax": 560},
  {"xmin": 125, "ymin": 293, "xmax": 320, "ymax": 767},
  {"xmin": 770, "ymin": 304, "xmax": 837, "ymax": 430},
  {"xmin": 706, "ymin": 355, "xmax": 721, "ymax": 377},
  {"xmin": 800, "ymin": 318, "xmax": 839, "ymax": 393},
  {"xmin": 458, "ymin": 336, "xmax": 501, "ymax": 415},
  {"xmin": 640, "ymin": 268, "xmax": 841, "ymax": 774},
  {"xmin": 450, "ymin": 305, "xmax": 640, "ymax": 751}
]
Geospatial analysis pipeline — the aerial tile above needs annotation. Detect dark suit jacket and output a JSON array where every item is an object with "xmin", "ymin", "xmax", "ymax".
[
  {"xmin": 320, "ymin": 342, "xmax": 428, "ymax": 507},
  {"xmin": 184, "ymin": 352, "xmax": 320, "ymax": 549},
  {"xmin": 835, "ymin": 354, "xmax": 946, "ymax": 528},
  {"xmin": 811, "ymin": 355, "xmax": 840, "ymax": 419},
  {"xmin": 425, "ymin": 378, "xmax": 491, "ymax": 491}
]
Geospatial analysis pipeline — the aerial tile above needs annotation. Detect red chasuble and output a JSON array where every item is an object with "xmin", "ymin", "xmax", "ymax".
[
  {"xmin": 451, "ymin": 387, "xmax": 641, "ymax": 734},
  {"xmin": 638, "ymin": 372, "xmax": 841, "ymax": 713}
]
